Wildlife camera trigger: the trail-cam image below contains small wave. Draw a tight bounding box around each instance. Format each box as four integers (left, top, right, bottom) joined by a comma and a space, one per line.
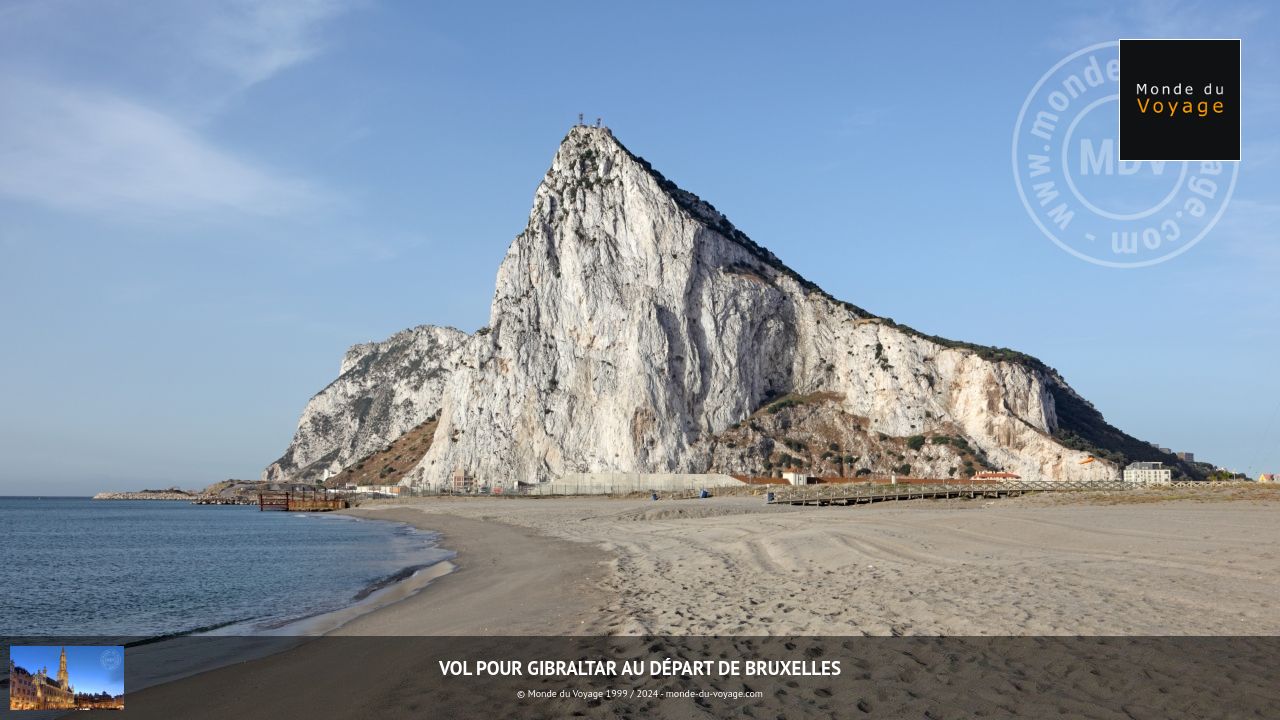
352, 563, 435, 602
140, 616, 261, 644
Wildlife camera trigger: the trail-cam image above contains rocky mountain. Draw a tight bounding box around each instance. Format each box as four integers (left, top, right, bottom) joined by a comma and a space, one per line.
264, 325, 468, 483
265, 126, 1199, 487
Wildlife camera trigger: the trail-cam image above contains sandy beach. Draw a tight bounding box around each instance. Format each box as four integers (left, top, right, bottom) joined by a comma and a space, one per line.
329, 509, 612, 635
352, 487, 1280, 636
110, 486, 1280, 718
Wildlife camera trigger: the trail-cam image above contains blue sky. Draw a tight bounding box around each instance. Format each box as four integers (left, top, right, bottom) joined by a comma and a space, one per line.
1, 1, 1276, 494
9, 645, 124, 696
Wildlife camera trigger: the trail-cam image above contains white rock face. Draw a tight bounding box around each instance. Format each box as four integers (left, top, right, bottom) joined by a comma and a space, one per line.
269, 126, 1168, 487
263, 325, 469, 483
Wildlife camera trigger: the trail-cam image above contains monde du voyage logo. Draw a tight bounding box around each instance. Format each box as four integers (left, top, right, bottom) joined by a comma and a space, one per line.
1012, 40, 1240, 268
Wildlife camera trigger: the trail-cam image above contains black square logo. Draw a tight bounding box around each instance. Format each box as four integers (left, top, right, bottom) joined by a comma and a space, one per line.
1119, 39, 1240, 161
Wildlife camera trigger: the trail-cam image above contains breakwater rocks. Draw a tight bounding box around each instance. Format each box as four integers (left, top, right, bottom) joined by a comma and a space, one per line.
92, 490, 194, 501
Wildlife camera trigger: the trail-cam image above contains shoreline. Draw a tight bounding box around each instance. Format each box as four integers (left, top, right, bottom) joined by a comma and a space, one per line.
202, 512, 457, 638
59, 490, 1280, 718
88, 508, 582, 683
325, 506, 612, 635
109, 505, 613, 719
6, 498, 467, 682
40, 508, 476, 715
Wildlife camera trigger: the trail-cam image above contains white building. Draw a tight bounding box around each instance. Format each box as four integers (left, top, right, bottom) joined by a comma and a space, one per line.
781, 470, 811, 486
355, 484, 403, 496
1123, 462, 1172, 486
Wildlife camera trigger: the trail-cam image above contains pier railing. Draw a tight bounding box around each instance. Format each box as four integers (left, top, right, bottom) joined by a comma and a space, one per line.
257, 491, 351, 512
766, 481, 1132, 506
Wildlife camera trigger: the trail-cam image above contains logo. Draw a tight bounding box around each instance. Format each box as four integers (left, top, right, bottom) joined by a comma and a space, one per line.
1119, 39, 1241, 161
100, 648, 122, 671
1012, 41, 1238, 268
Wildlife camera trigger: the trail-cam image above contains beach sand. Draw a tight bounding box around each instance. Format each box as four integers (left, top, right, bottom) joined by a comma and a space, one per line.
329, 509, 612, 636
351, 488, 1280, 636
108, 487, 1280, 718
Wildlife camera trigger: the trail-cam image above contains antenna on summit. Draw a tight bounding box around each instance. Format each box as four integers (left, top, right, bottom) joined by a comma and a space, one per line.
577, 113, 584, 126
595, 117, 601, 128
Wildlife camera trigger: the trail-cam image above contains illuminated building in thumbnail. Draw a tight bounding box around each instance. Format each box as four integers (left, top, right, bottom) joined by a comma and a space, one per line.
8, 647, 74, 710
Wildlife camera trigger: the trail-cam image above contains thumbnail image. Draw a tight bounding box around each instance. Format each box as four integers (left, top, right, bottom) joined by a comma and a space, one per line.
8, 646, 124, 711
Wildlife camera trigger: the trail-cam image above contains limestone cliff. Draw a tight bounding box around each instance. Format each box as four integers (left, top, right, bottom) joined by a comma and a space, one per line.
263, 325, 468, 483
266, 126, 1196, 486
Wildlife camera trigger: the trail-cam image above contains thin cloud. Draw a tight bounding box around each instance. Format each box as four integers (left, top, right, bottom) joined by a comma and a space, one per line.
0, 78, 316, 218
193, 0, 360, 89
0, 0, 359, 219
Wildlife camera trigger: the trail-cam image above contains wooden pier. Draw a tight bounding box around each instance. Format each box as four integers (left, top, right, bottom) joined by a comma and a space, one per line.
766, 481, 1131, 506
257, 490, 350, 512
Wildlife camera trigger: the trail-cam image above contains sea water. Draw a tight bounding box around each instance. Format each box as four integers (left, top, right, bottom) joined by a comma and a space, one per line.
0, 497, 450, 637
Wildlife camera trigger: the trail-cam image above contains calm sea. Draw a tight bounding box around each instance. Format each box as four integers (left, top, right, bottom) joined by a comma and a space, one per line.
0, 497, 450, 637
